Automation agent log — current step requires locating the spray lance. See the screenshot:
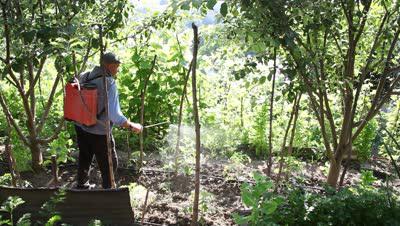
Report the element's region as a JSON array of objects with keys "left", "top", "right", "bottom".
[
  {"left": 128, "top": 121, "right": 169, "bottom": 132},
  {"left": 143, "top": 121, "right": 169, "bottom": 129}
]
